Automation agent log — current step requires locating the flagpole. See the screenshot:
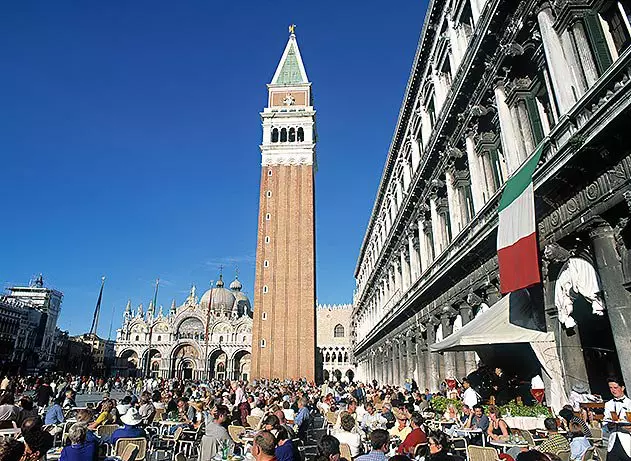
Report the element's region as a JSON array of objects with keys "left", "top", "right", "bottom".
[
  {"left": 204, "top": 280, "right": 215, "bottom": 382},
  {"left": 145, "top": 278, "right": 159, "bottom": 378},
  {"left": 85, "top": 276, "right": 105, "bottom": 376}
]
